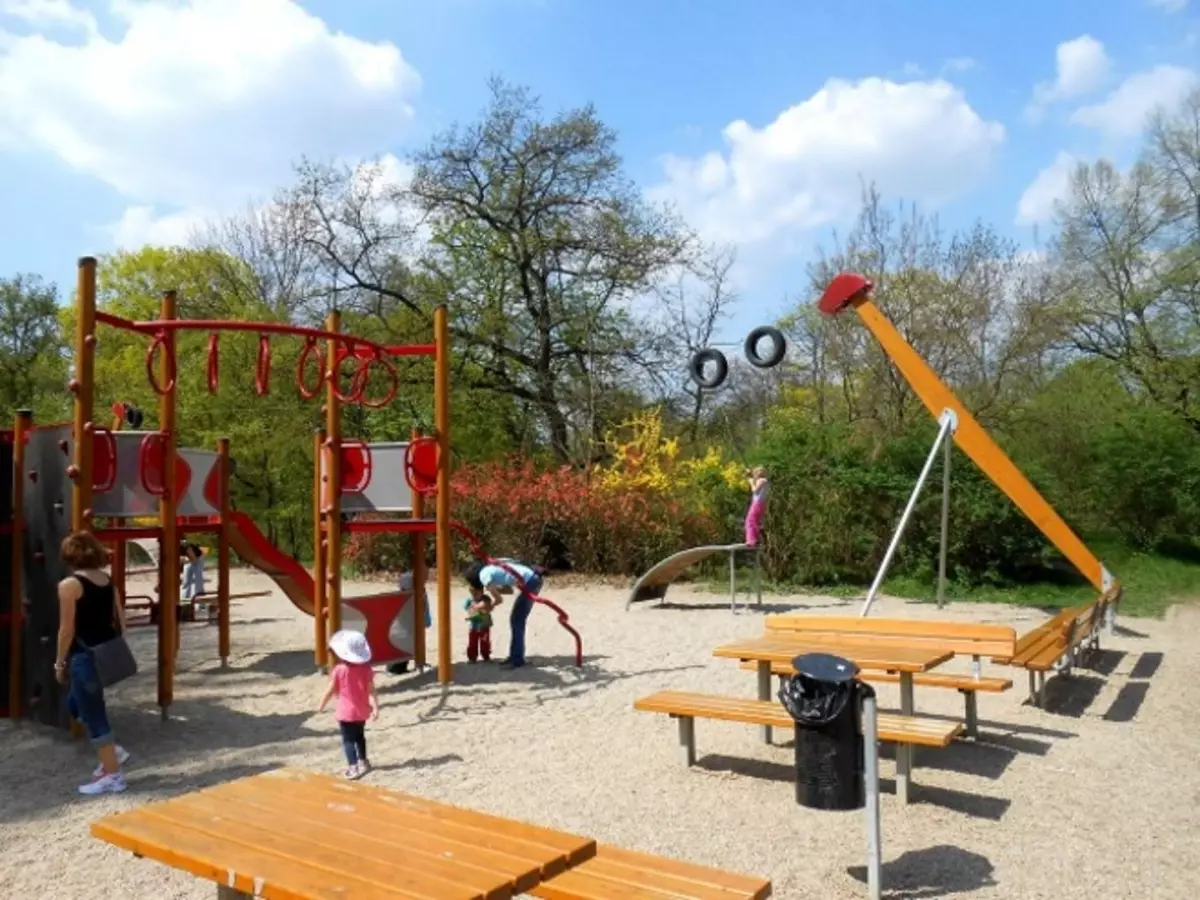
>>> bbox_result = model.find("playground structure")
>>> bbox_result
[815,272,1120,623]
[2,256,582,726]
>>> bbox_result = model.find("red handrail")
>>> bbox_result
[448,519,583,667]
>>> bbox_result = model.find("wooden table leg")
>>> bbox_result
[896,672,914,804]
[757,660,773,744]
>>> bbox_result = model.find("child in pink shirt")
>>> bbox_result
[318,629,379,780]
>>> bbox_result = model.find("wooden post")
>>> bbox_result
[323,312,343,639]
[217,437,231,667]
[410,427,427,669]
[110,540,127,612]
[8,409,31,719]
[157,290,180,718]
[433,305,452,685]
[313,427,328,669]
[71,257,96,532]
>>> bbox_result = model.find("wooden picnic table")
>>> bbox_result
[90,767,596,900]
[712,634,954,748]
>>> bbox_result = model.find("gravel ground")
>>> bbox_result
[0,568,1195,899]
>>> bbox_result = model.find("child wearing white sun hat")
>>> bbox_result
[317,629,379,780]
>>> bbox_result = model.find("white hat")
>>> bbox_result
[329,629,372,665]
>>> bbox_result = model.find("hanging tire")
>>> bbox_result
[743,326,786,369]
[689,348,729,390]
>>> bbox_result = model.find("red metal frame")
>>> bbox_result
[94,311,434,358]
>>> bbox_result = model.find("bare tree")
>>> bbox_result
[652,244,741,439]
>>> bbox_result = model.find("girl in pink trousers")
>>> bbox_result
[318,629,379,780]
[744,466,769,546]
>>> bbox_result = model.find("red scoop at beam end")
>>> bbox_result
[817,272,874,316]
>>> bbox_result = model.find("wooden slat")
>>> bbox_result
[713,637,953,673]
[90,813,431,900]
[861,671,1012,692]
[764,616,1016,658]
[531,845,771,900]
[736,660,1012,692]
[634,691,961,747]
[212,783,544,893]
[238,772,593,877]
[175,791,523,899]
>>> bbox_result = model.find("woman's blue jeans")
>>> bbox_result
[507,574,543,666]
[66,651,115,748]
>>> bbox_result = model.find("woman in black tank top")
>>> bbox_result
[55,530,130,795]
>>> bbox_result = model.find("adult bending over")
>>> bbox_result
[54,530,130,795]
[464,559,543,669]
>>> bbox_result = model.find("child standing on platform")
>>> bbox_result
[743,466,769,546]
[318,629,379,780]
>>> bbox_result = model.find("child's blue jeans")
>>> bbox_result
[339,720,367,766]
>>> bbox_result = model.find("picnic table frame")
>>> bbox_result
[90,767,596,899]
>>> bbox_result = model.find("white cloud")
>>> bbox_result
[0,0,420,246]
[648,76,1005,247]
[1027,35,1111,120]
[111,151,419,250]
[941,57,977,75]
[0,0,96,32]
[1071,64,1199,137]
[1146,0,1187,12]
[1015,151,1079,226]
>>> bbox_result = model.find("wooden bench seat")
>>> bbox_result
[991,587,1120,706]
[635,690,962,804]
[736,659,1010,739]
[531,844,772,900]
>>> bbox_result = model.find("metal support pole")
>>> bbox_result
[729,549,737,614]
[935,428,952,610]
[755,545,763,607]
[861,409,957,617]
[863,690,882,900]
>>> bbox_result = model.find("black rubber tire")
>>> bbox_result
[688,348,729,390]
[743,326,786,369]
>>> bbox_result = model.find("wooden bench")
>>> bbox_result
[635,690,962,804]
[531,844,772,900]
[736,660,1011,739]
[761,616,1016,737]
[992,588,1120,706]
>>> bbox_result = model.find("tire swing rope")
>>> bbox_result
[687,325,788,390]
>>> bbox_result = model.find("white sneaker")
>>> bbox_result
[93,745,131,779]
[79,771,127,795]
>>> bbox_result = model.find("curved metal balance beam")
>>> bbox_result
[626,543,763,613]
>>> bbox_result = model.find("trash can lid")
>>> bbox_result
[791,652,859,684]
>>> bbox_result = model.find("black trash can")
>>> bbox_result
[778,652,874,811]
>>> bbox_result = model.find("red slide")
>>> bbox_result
[226,511,315,616]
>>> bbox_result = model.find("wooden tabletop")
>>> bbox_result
[713,635,954,673]
[90,767,596,900]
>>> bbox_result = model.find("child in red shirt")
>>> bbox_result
[318,629,379,780]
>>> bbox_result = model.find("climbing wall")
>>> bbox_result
[0,433,13,717]
[19,425,73,727]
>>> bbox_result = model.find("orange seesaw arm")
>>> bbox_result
[818,273,1115,594]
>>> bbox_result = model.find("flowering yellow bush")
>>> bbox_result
[595,410,744,506]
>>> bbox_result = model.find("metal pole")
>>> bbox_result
[863,689,882,900]
[157,290,179,719]
[729,548,737,614]
[861,409,956,617]
[755,545,762,607]
[935,429,952,610]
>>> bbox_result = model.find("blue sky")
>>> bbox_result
[0,0,1197,341]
